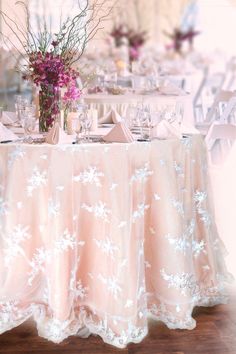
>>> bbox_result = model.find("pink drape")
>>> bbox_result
[0,136,232,348]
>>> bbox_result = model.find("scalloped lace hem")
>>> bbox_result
[0,285,232,349]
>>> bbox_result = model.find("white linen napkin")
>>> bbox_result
[45,122,73,145]
[0,122,19,141]
[151,120,182,139]
[103,121,134,143]
[99,108,123,124]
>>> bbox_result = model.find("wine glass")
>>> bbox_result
[138,105,152,140]
[163,105,177,124]
[163,103,184,132]
[79,106,92,142]
[71,117,81,143]
[22,114,36,143]
[23,117,36,135]
[133,102,144,138]
[15,96,30,125]
[175,102,184,128]
[126,104,138,129]
[20,104,36,128]
[14,95,23,124]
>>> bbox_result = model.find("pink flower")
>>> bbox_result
[129,46,140,61]
[63,81,81,103]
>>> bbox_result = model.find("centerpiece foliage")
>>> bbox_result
[0,0,113,131]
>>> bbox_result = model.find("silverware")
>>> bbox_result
[0,140,14,144]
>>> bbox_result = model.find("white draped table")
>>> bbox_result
[0,136,231,348]
[84,92,195,129]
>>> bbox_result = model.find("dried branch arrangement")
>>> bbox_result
[0,0,114,73]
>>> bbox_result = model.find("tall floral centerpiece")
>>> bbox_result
[25,51,80,132]
[0,0,113,132]
[128,30,146,62]
[163,0,200,56]
[110,25,146,63]
[164,27,200,56]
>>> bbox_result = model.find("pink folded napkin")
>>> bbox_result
[0,122,18,141]
[151,120,182,139]
[45,122,72,145]
[181,123,199,135]
[1,111,17,125]
[99,108,123,124]
[103,121,134,143]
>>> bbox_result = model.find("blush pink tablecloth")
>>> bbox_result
[0,136,232,348]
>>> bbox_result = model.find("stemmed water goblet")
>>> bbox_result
[162,105,177,124]
[164,103,184,126]
[70,104,92,143]
[175,103,184,128]
[138,105,152,140]
[14,95,23,125]
[126,104,139,129]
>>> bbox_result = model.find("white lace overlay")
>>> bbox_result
[0,136,233,348]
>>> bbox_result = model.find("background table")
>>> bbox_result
[0,136,231,348]
[84,92,195,130]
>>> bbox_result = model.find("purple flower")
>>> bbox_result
[129,46,140,61]
[25,51,79,88]
[52,41,59,47]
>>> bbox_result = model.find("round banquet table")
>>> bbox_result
[84,92,195,130]
[0,136,231,348]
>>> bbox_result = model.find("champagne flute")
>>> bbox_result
[126,104,138,129]
[23,117,36,135]
[71,117,81,143]
[22,113,36,143]
[175,102,184,128]
[139,105,152,140]
[14,95,22,125]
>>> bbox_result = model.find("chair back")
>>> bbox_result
[205,123,236,164]
[205,90,236,123]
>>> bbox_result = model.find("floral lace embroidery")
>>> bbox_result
[165,220,206,257]
[73,166,104,187]
[93,237,119,259]
[8,146,26,168]
[27,167,47,197]
[81,201,111,222]
[130,163,153,184]
[3,225,31,268]
[0,198,8,215]
[132,203,150,222]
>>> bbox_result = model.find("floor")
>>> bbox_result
[0,286,235,354]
